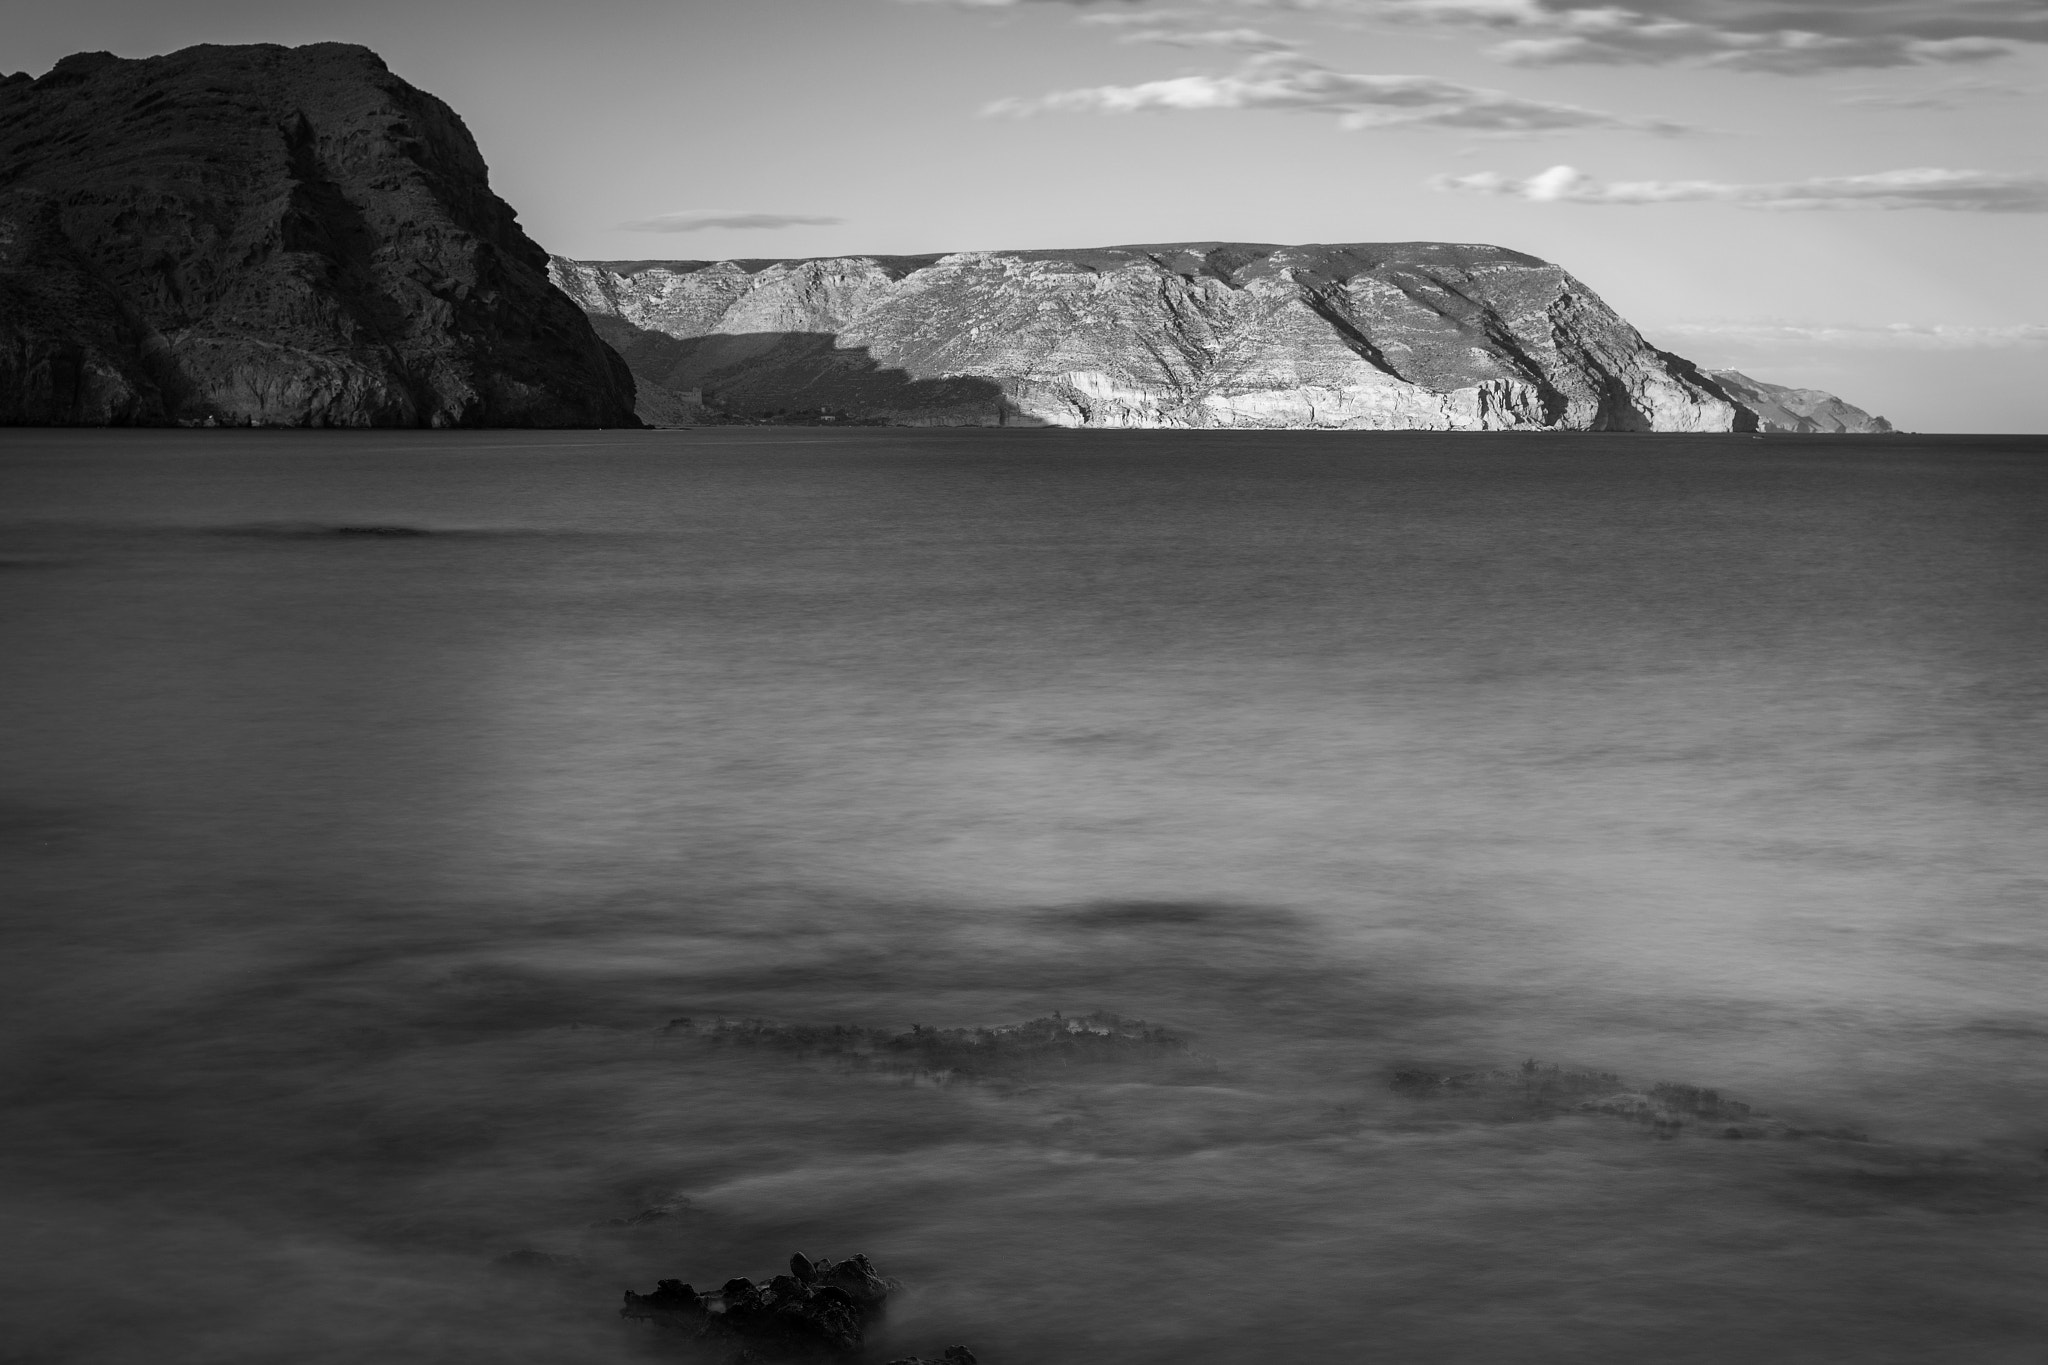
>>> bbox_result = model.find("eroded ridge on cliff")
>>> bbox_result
[0,44,637,427]
[550,242,1752,432]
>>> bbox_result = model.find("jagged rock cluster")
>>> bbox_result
[664,1011,1200,1084]
[549,243,1753,432]
[0,44,636,427]
[622,1252,971,1363]
[1707,368,1893,433]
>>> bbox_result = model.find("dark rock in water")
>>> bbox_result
[1390,1058,1803,1139]
[0,43,637,427]
[808,1253,893,1309]
[621,1253,901,1357]
[886,1351,978,1365]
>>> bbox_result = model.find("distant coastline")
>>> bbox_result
[1,42,1885,437]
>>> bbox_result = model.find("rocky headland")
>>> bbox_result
[550,244,1758,432]
[0,44,637,427]
[1706,368,1894,433]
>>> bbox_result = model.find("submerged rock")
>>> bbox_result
[1389,1059,1858,1141]
[588,1198,695,1231]
[663,1011,1203,1085]
[550,243,1750,432]
[0,44,637,427]
[620,1252,901,1357]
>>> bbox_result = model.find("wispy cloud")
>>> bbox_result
[1657,320,2048,350]
[1484,22,2014,75]
[897,0,1155,7]
[1080,12,1302,50]
[988,1,2045,73]
[902,0,2045,73]
[1432,164,2048,211]
[983,53,1693,132]
[1834,79,2030,110]
[618,211,846,233]
[1511,0,2048,48]
[1327,1,2029,73]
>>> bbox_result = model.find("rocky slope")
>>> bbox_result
[1706,369,1893,434]
[0,44,637,427]
[550,244,1750,432]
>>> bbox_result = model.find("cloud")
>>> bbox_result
[1432,164,2048,210]
[1655,321,2048,350]
[1115,25,1306,49]
[903,0,2045,72]
[901,1,2045,71]
[1544,0,2048,46]
[896,0,1148,6]
[1081,13,1304,50]
[1232,1,2044,73]
[1488,25,2015,74]
[983,53,1694,131]
[618,211,846,233]
[1834,79,2030,109]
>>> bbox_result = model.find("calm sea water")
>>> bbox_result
[2,428,2045,1365]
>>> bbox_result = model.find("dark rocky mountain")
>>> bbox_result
[0,44,637,427]
[1706,369,1893,434]
[551,244,1755,432]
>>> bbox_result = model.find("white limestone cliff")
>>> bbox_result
[550,242,1751,432]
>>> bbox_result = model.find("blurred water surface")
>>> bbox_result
[2,428,2045,1365]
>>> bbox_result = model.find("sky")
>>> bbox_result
[9,0,2047,431]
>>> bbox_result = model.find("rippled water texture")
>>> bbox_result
[3,428,2045,1364]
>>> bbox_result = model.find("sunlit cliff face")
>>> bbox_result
[548,244,1750,432]
[3,429,2046,1364]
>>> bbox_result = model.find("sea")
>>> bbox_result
[2,427,2045,1365]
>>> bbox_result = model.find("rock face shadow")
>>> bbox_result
[0,45,639,428]
[586,317,1015,427]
